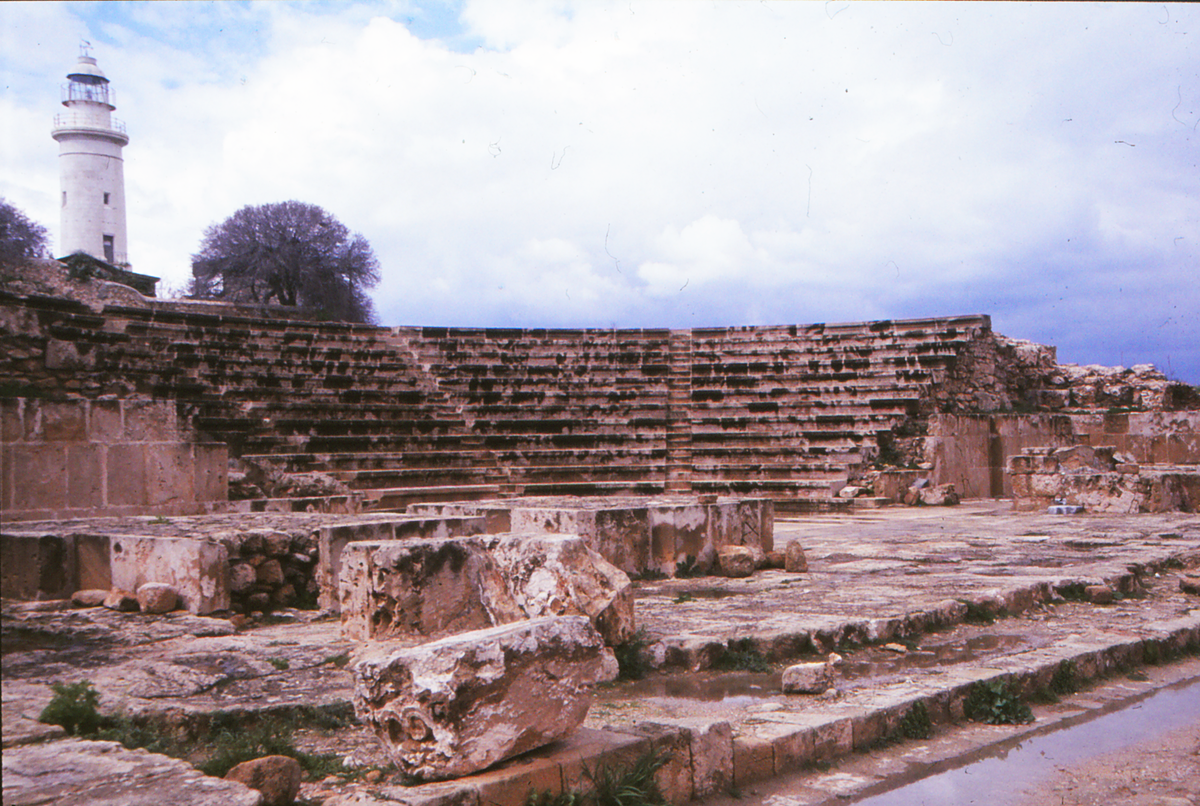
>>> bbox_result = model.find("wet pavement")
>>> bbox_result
[3,502,1200,804]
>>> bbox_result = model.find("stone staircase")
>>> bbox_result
[0,290,995,511]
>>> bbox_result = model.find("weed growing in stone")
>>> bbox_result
[1143,641,1162,665]
[614,629,652,681]
[674,555,705,579]
[324,653,351,668]
[525,748,668,806]
[959,600,996,625]
[38,680,103,736]
[269,657,290,671]
[963,679,1033,725]
[897,701,933,740]
[1048,659,1079,697]
[673,592,695,604]
[715,640,770,673]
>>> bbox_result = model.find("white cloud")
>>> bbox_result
[1,1,1196,380]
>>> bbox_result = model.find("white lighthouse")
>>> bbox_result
[52,46,130,265]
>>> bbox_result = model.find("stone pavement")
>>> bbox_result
[3,503,1199,805]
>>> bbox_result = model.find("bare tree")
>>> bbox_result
[0,198,51,267]
[189,201,380,324]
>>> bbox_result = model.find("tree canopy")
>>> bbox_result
[189,201,380,324]
[0,198,51,267]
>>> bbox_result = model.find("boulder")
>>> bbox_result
[715,546,756,578]
[71,589,108,608]
[102,589,139,612]
[1180,575,1200,596]
[224,756,301,806]
[256,560,285,587]
[781,660,834,694]
[1085,584,1115,605]
[784,542,808,573]
[919,484,960,506]
[136,582,178,614]
[488,534,636,645]
[352,615,605,781]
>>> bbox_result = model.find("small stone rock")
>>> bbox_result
[784,541,808,573]
[271,583,297,607]
[362,770,384,784]
[837,485,862,499]
[229,563,257,595]
[781,661,833,694]
[256,560,285,586]
[1085,584,1115,605]
[247,593,271,612]
[765,551,786,569]
[71,589,109,608]
[1178,575,1200,596]
[882,642,908,654]
[103,589,139,612]
[597,646,621,683]
[715,546,757,578]
[263,531,292,558]
[230,614,250,629]
[224,755,301,806]
[136,582,178,614]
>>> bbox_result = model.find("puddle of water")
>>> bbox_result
[840,635,1026,680]
[842,676,1200,806]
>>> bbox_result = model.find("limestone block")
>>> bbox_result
[12,445,69,510]
[87,400,123,443]
[194,443,230,502]
[352,616,606,780]
[76,533,111,591]
[339,538,524,642]
[1,738,264,806]
[781,661,833,694]
[0,397,22,443]
[784,541,808,573]
[137,582,178,614]
[106,444,147,507]
[144,443,196,507]
[715,546,756,578]
[39,400,88,442]
[109,535,230,615]
[224,756,301,806]
[66,444,105,510]
[123,399,179,442]
[488,533,636,645]
[641,718,733,799]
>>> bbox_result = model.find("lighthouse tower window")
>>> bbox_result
[103,235,114,263]
[103,192,110,205]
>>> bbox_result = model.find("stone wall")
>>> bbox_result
[927,411,1200,499]
[1,397,227,521]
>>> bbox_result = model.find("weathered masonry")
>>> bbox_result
[2,279,1197,521]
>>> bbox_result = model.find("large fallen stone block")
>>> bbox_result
[352,615,606,781]
[339,533,634,645]
[338,537,524,643]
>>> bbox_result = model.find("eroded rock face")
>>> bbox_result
[339,534,634,645]
[488,534,635,645]
[352,615,605,781]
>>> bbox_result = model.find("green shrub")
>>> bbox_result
[38,681,103,736]
[963,679,1033,725]
[1048,660,1079,697]
[588,748,669,806]
[714,642,770,673]
[674,555,705,579]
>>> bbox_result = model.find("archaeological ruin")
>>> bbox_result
[3,261,1200,805]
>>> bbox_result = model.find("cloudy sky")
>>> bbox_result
[2,1,1197,381]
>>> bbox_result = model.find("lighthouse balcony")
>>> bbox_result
[52,113,129,144]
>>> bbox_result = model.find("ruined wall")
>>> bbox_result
[928,411,1200,499]
[1,397,227,520]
